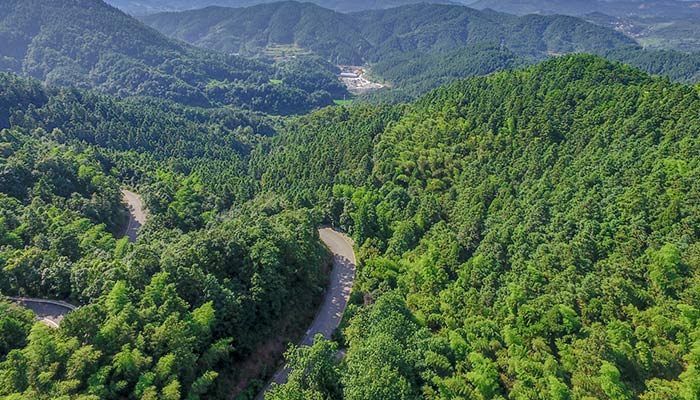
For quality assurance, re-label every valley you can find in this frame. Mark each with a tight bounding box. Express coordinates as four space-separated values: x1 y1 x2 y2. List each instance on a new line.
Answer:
140 1 700 101
339 67 385 94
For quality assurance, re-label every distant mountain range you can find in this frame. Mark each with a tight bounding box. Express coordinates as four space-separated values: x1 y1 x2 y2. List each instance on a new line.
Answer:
141 1 646 99
106 0 700 17
467 0 700 53
106 0 459 15
468 0 700 19
141 0 700 98
0 0 345 113
108 0 700 54
3 0 697 108
142 1 636 65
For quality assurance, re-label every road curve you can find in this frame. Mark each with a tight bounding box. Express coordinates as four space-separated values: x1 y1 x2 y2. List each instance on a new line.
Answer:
8 189 147 326
121 189 147 243
256 227 356 399
7 297 77 328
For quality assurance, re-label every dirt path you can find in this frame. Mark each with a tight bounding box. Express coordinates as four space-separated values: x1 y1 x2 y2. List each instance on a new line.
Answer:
255 227 356 399
121 189 147 243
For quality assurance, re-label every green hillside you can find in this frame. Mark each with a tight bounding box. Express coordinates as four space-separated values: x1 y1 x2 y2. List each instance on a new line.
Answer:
601 47 700 85
471 0 700 54
0 71 332 398
3 0 700 397
142 2 370 63
254 55 700 399
0 0 344 114
143 2 636 65
469 0 700 19
142 1 700 99
143 1 646 98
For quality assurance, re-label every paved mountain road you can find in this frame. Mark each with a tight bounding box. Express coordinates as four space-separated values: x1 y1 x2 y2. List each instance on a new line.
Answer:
9 191 357 400
7 189 147 326
7 297 77 328
121 189 147 243
255 227 356 399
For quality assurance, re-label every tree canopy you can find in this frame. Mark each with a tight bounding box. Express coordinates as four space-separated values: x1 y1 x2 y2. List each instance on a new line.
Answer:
262 54 700 399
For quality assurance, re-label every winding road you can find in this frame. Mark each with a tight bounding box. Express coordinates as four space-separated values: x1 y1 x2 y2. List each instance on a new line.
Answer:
8 191 356 400
7 297 77 328
256 227 356 399
6 189 147 327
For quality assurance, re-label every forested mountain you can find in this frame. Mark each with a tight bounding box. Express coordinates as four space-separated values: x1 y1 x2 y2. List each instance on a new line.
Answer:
469 0 700 19
142 1 653 98
469 0 700 53
142 2 370 63
601 47 700 84
0 0 344 114
4 0 700 395
142 1 700 99
367 44 523 100
0 71 276 211
106 0 456 15
252 55 700 399
143 2 636 65
585 11 700 53
353 4 635 60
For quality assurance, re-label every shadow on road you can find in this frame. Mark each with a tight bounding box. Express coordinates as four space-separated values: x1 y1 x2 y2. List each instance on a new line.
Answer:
255 228 356 399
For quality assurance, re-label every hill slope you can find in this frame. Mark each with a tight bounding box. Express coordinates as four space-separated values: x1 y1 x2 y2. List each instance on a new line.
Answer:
143 2 636 65
142 2 370 62
0 62 340 398
0 0 341 113
143 1 643 98
256 55 700 399
469 0 700 19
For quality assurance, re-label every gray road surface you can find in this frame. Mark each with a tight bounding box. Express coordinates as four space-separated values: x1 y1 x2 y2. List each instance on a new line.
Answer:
255 227 356 399
7 189 146 326
121 189 147 243
7 297 77 328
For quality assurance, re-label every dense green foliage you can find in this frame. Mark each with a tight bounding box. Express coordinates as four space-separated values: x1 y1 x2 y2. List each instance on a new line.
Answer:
142 2 370 63
251 104 403 208
142 1 700 100
143 2 635 65
0 72 267 210
4 0 700 396
0 198 329 399
266 55 700 398
275 57 348 99
0 129 126 300
368 44 522 100
600 47 700 85
0 0 344 114
0 70 332 398
0 301 34 358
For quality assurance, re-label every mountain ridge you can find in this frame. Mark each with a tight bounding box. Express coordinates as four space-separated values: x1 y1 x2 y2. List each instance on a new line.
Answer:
106 0 459 15
0 0 343 114
142 1 636 64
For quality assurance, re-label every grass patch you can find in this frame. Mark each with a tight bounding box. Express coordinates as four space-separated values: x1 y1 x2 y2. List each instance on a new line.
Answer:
269 79 283 85
334 99 353 106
